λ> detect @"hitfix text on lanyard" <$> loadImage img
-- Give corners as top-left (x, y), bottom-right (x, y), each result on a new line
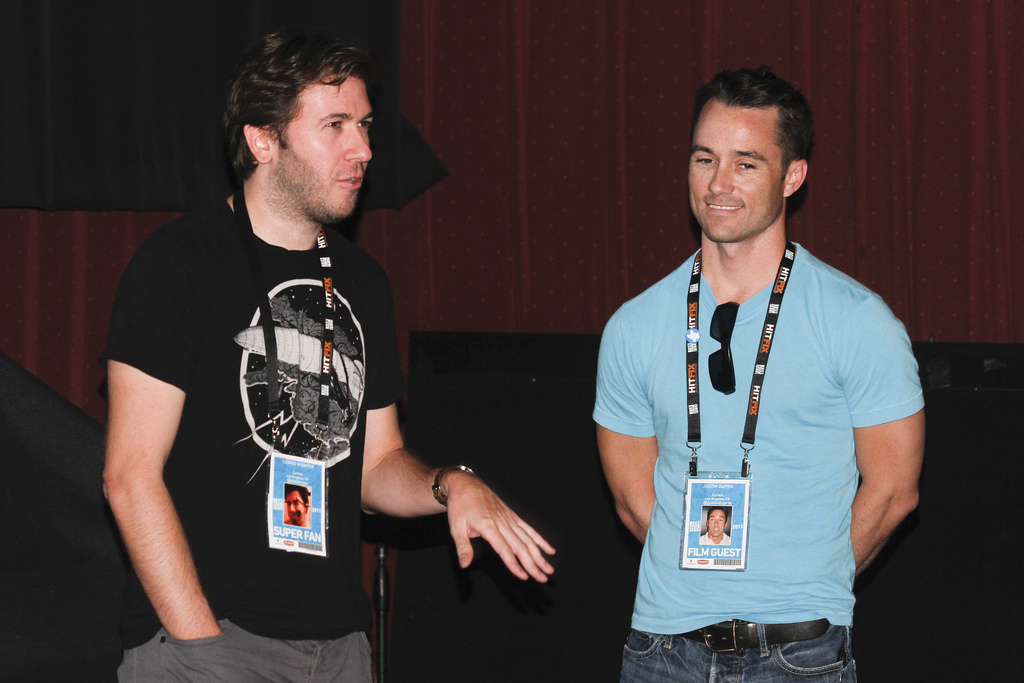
top-left (685, 242), bottom-right (796, 475)
top-left (232, 189), bottom-right (337, 450)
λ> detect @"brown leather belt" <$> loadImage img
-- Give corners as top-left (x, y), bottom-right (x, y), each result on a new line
top-left (681, 618), bottom-right (830, 653)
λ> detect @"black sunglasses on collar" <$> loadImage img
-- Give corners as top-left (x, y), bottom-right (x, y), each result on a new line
top-left (709, 302), bottom-right (738, 394)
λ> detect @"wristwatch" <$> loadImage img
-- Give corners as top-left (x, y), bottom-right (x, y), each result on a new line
top-left (431, 465), bottom-right (474, 506)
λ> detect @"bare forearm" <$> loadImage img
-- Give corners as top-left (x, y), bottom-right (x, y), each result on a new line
top-left (361, 447), bottom-right (445, 517)
top-left (616, 495), bottom-right (654, 545)
top-left (106, 476), bottom-right (219, 639)
top-left (850, 482), bottom-right (919, 574)
top-left (597, 426), bottom-right (658, 545)
top-left (103, 361), bottom-right (217, 638)
top-left (851, 410), bottom-right (925, 574)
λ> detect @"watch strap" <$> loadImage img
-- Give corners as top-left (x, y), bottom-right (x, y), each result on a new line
top-left (431, 465), bottom-right (474, 506)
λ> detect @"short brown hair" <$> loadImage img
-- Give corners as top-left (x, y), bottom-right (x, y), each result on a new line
top-left (692, 67), bottom-right (813, 168)
top-left (224, 29), bottom-right (375, 182)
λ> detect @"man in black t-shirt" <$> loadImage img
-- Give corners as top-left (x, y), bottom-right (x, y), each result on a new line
top-left (103, 30), bottom-right (555, 682)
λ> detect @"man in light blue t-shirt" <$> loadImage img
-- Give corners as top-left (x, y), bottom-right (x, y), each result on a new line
top-left (594, 67), bottom-right (924, 682)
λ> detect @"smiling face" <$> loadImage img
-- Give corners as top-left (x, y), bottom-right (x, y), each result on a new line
top-left (266, 78), bottom-right (373, 225)
top-left (688, 100), bottom-right (806, 248)
top-left (706, 508), bottom-right (727, 541)
top-left (284, 489), bottom-right (310, 528)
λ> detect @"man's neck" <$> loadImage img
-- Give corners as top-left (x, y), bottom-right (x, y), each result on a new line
top-left (228, 179), bottom-right (321, 251)
top-left (700, 228), bottom-right (788, 305)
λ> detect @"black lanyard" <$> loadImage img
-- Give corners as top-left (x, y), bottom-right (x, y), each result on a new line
top-left (685, 243), bottom-right (796, 477)
top-left (232, 190), bottom-right (337, 452)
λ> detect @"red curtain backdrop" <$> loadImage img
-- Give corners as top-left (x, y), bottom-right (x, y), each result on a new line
top-left (0, 209), bottom-right (179, 421)
top-left (1, 0), bottom-right (1021, 423)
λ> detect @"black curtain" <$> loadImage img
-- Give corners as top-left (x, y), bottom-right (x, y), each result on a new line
top-left (0, 0), bottom-right (447, 212)
top-left (0, 351), bottom-right (126, 680)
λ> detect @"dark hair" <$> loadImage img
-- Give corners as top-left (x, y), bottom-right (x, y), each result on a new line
top-left (705, 506), bottom-right (729, 520)
top-left (692, 67), bottom-right (813, 168)
top-left (284, 483), bottom-right (310, 505)
top-left (224, 29), bottom-right (376, 182)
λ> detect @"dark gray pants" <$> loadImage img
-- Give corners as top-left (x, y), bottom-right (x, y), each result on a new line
top-left (117, 619), bottom-right (372, 683)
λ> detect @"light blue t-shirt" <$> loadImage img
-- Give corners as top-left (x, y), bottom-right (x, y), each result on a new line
top-left (594, 245), bottom-right (923, 635)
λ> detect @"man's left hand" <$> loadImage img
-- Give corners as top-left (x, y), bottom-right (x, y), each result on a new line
top-left (440, 468), bottom-right (556, 582)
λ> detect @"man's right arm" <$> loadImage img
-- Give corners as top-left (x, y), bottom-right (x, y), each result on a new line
top-left (597, 425), bottom-right (659, 544)
top-left (102, 360), bottom-right (221, 640)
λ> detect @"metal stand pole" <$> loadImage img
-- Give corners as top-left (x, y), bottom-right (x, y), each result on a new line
top-left (374, 542), bottom-right (390, 683)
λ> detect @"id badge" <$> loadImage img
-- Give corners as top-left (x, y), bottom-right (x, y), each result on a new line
top-left (679, 472), bottom-right (750, 571)
top-left (267, 452), bottom-right (328, 557)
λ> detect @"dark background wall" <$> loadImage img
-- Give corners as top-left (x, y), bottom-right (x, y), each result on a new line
top-left (0, 0), bottom-right (446, 213)
top-left (1, 1), bottom-right (1021, 426)
top-left (4, 335), bottom-right (1020, 681)
top-left (382, 334), bottom-right (1022, 682)
top-left (368, 0), bottom-right (1023, 353)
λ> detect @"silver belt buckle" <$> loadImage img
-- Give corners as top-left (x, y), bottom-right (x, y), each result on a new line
top-left (703, 620), bottom-right (739, 653)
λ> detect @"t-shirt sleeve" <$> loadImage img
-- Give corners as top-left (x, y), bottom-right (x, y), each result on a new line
top-left (101, 238), bottom-right (201, 391)
top-left (593, 307), bottom-right (657, 438)
top-left (361, 267), bottom-right (405, 411)
top-left (835, 294), bottom-right (924, 428)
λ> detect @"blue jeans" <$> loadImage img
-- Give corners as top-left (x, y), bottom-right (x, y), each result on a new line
top-left (620, 624), bottom-right (856, 682)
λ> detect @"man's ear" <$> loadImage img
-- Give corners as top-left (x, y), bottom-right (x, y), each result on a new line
top-left (783, 158), bottom-right (808, 198)
top-left (243, 125), bottom-right (278, 166)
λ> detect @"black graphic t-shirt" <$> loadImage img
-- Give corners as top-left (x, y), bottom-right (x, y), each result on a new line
top-left (103, 201), bottom-right (405, 648)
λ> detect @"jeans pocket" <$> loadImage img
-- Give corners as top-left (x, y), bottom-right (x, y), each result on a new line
top-left (163, 619), bottom-right (237, 648)
top-left (770, 625), bottom-right (849, 676)
top-left (159, 620), bottom-right (245, 683)
top-left (622, 629), bottom-right (668, 660)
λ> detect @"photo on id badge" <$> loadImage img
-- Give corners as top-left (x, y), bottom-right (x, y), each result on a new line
top-left (680, 476), bottom-right (750, 570)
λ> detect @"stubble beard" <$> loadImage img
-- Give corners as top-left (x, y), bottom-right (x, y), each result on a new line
top-left (270, 147), bottom-right (359, 227)
top-left (691, 189), bottom-right (787, 248)
top-left (696, 210), bottom-right (785, 249)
